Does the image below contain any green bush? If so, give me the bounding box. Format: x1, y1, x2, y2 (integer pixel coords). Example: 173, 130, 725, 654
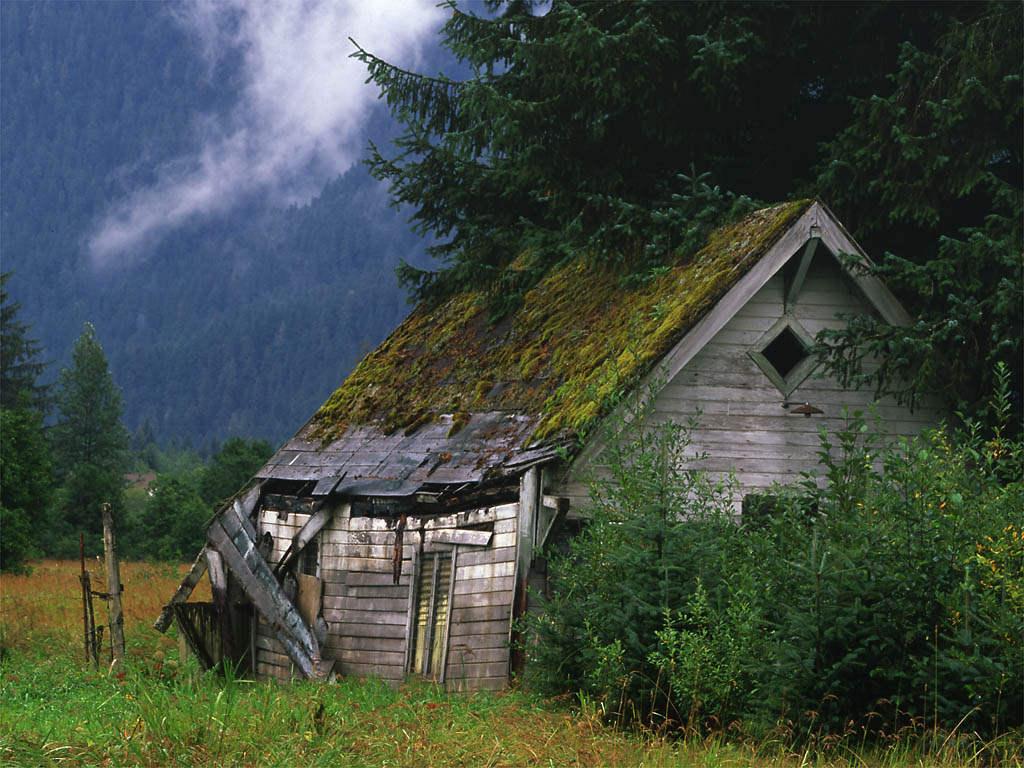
527, 367, 1022, 738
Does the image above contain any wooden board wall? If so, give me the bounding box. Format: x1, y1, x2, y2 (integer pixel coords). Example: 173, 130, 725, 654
550, 254, 942, 509
252, 498, 520, 691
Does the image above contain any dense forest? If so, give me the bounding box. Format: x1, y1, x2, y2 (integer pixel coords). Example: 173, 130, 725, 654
1, 2, 434, 449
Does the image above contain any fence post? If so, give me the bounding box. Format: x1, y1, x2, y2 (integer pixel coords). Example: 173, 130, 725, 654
102, 503, 126, 670
79, 533, 90, 664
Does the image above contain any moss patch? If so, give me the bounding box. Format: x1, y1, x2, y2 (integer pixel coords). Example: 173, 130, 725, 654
313, 200, 812, 443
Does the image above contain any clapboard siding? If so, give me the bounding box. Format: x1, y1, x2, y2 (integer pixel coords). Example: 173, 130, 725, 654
548, 255, 939, 508
649, 259, 938, 496
248, 497, 518, 690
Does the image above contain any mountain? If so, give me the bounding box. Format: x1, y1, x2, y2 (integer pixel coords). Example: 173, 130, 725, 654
1, 2, 432, 448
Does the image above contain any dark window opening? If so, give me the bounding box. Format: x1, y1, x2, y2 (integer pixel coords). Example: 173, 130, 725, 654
762, 326, 809, 378
299, 537, 319, 576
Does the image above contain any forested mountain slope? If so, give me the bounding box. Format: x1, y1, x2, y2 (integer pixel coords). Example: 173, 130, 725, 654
1, 2, 428, 448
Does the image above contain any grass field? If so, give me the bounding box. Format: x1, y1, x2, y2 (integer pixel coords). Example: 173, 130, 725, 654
1, 560, 1018, 767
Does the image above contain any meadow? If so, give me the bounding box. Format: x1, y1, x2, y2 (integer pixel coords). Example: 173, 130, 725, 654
1, 560, 1019, 767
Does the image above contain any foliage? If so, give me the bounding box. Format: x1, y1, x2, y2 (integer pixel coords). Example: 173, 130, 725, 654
361, 0, 1020, 422
0, 272, 49, 411
2, 559, 1018, 766
525, 390, 745, 727
314, 200, 807, 442
814, 4, 1023, 425
528, 368, 1023, 739
0, 398, 53, 572
0, 279, 54, 571
197, 437, 274, 507
49, 323, 130, 550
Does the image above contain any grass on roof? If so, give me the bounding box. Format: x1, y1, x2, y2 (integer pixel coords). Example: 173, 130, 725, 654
313, 200, 811, 444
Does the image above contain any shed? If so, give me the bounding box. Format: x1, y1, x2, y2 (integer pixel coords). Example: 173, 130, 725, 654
156, 199, 939, 688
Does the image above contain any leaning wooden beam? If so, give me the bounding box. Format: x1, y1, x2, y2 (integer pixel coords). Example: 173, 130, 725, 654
153, 547, 208, 633
274, 502, 332, 576
206, 500, 320, 679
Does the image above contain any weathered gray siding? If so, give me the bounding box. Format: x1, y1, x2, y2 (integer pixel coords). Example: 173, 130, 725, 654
252, 499, 519, 689
551, 252, 941, 507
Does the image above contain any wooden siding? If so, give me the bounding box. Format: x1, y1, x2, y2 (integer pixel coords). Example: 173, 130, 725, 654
252, 498, 519, 690
551, 251, 940, 507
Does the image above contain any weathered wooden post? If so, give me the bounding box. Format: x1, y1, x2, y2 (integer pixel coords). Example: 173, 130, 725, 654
102, 503, 126, 670
79, 533, 91, 664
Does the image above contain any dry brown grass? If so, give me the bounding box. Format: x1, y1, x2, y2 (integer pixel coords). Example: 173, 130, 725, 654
0, 558, 209, 658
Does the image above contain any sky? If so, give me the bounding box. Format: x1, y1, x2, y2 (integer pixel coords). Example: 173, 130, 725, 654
87, 0, 447, 267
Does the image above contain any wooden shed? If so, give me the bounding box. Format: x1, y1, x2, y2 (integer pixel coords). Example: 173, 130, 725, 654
156, 199, 939, 688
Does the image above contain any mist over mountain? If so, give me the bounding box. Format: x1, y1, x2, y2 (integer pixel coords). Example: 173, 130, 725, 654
1, 2, 447, 449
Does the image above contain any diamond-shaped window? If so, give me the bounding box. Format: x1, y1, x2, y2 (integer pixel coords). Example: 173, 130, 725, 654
749, 315, 817, 397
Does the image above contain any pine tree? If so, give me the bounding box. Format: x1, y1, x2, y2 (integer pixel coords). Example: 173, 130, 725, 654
51, 323, 130, 541
1, 272, 49, 410
0, 272, 54, 570
358, 0, 1020, 419
813, 4, 1022, 422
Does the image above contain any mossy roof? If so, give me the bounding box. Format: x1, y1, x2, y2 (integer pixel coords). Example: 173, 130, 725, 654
311, 199, 812, 450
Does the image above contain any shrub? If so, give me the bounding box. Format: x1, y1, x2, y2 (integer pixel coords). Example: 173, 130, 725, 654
527, 366, 1022, 739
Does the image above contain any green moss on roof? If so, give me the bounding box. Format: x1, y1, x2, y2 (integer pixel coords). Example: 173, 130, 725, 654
314, 200, 811, 444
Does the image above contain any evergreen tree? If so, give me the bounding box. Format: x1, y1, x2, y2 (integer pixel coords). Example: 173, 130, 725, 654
51, 323, 130, 544
0, 396, 53, 571
0, 273, 54, 570
358, 0, 1020, 418
198, 437, 274, 507
813, 5, 1022, 421
1, 272, 49, 410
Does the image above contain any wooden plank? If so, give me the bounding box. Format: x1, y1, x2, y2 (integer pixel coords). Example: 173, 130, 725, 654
457, 561, 515, 581
296, 573, 321, 627
445, 646, 510, 665
448, 619, 511, 638
440, 661, 510, 680
274, 503, 332, 575
326, 649, 406, 667
454, 576, 515, 595
450, 604, 510, 623
206, 548, 227, 612
341, 622, 408, 639
153, 548, 208, 633
453, 547, 516, 567
785, 236, 818, 308
327, 635, 407, 653
332, 570, 411, 589
424, 529, 492, 547
446, 634, 511, 652
206, 520, 318, 679
323, 595, 409, 614
452, 590, 514, 610
330, 609, 409, 626
336, 662, 405, 680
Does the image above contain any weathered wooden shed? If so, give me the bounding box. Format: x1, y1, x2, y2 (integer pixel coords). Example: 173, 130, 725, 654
157, 199, 938, 689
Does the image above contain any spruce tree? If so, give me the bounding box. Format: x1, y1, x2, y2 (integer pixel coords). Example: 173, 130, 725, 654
0, 273, 54, 570
51, 323, 130, 543
357, 0, 1020, 419
1, 272, 49, 411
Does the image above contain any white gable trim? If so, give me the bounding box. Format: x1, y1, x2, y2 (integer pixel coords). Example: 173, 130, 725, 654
649, 201, 909, 393
569, 200, 914, 469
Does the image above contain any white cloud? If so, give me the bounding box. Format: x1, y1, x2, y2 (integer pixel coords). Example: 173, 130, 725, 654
88, 0, 446, 266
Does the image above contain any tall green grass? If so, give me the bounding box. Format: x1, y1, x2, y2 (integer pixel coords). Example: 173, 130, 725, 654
2, 564, 1019, 767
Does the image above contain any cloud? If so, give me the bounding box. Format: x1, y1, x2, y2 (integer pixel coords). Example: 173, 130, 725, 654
88, 0, 446, 267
